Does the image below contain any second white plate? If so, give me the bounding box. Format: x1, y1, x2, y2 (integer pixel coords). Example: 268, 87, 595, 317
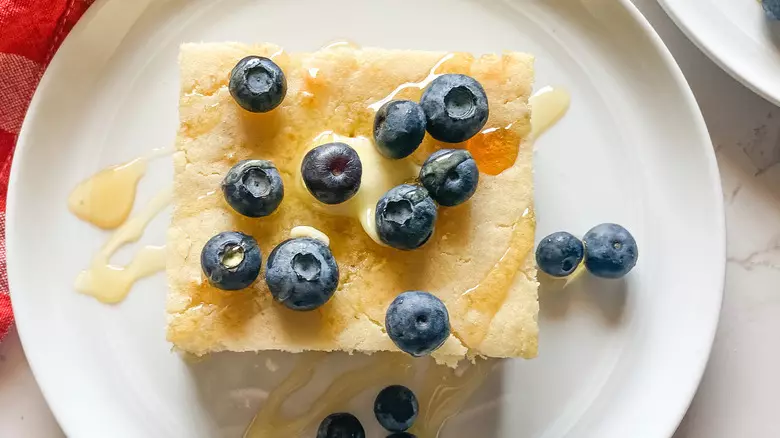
659, 0, 780, 105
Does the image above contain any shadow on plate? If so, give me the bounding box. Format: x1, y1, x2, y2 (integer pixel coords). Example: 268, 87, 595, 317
538, 272, 628, 326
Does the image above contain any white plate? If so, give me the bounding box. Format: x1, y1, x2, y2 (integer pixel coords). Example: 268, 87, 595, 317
658, 0, 780, 106
8, 0, 724, 437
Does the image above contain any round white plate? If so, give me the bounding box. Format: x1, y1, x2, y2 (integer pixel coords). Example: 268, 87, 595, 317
8, 0, 724, 437
658, 0, 780, 106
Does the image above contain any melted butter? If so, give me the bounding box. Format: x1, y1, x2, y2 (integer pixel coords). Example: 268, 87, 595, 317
67, 158, 147, 229
74, 188, 172, 304
298, 132, 418, 245
448, 208, 535, 348
411, 360, 493, 437
244, 354, 412, 438
290, 225, 331, 246
530, 86, 570, 139
367, 53, 455, 111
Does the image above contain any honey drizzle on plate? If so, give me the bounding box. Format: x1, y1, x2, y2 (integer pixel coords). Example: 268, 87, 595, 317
411, 359, 493, 437
244, 354, 413, 438
244, 355, 489, 438
67, 148, 170, 229
74, 187, 171, 304
530, 85, 570, 139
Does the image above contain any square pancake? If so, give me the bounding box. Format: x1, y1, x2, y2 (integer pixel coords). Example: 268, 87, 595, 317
167, 42, 538, 367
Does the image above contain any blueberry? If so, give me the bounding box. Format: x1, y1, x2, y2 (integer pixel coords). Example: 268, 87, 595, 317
387, 434, 417, 438
420, 74, 489, 143
222, 160, 284, 217
374, 385, 419, 432
316, 413, 365, 438
535, 231, 585, 278
229, 56, 286, 113
373, 100, 426, 159
385, 291, 450, 356
583, 223, 638, 279
302, 142, 363, 204
201, 231, 262, 290
265, 238, 339, 311
375, 184, 437, 250
763, 0, 780, 19
419, 149, 479, 207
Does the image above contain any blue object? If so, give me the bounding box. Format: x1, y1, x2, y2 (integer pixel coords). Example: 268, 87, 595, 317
385, 291, 450, 356
200, 231, 262, 290
374, 385, 419, 432
229, 56, 286, 112
419, 148, 479, 207
375, 184, 437, 250
265, 238, 339, 311
420, 74, 489, 143
302, 142, 363, 204
764, 0, 780, 20
374, 100, 427, 159
316, 413, 365, 438
535, 231, 585, 277
583, 223, 638, 279
222, 160, 284, 218
387, 434, 417, 438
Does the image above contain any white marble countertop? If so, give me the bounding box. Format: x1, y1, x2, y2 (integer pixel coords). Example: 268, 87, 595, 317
2, 1, 779, 436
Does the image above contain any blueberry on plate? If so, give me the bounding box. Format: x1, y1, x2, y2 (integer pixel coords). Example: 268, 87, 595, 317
374, 385, 419, 432
375, 184, 437, 250
583, 223, 638, 279
201, 231, 262, 290
419, 149, 479, 207
265, 237, 339, 311
535, 231, 585, 278
229, 56, 287, 113
373, 100, 427, 159
763, 0, 780, 20
420, 74, 488, 143
385, 291, 450, 356
222, 160, 284, 217
302, 142, 363, 204
317, 413, 365, 438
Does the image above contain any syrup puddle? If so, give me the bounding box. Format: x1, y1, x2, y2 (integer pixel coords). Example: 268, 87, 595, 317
67, 148, 170, 229
74, 187, 171, 303
367, 53, 455, 111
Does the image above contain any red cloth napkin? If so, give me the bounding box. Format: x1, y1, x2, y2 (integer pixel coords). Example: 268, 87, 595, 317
0, 0, 94, 340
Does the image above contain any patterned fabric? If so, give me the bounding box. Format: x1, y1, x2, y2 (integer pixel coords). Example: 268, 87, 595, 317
0, 0, 94, 340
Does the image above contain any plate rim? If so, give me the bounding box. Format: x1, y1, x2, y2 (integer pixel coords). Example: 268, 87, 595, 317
7, 0, 725, 436
658, 0, 780, 107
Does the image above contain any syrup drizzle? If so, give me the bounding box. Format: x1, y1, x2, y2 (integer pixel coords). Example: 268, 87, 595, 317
448, 208, 535, 348
74, 187, 171, 304
243, 355, 490, 438
367, 53, 455, 111
529, 85, 570, 139
244, 354, 412, 438
67, 148, 170, 229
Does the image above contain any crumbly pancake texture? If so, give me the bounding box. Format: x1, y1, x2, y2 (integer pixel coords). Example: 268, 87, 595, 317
167, 43, 538, 366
